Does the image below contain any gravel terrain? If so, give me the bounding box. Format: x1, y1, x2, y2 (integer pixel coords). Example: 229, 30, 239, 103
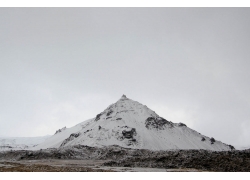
0, 145, 249, 172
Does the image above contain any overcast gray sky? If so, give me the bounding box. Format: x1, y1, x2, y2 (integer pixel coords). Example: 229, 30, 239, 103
0, 8, 250, 148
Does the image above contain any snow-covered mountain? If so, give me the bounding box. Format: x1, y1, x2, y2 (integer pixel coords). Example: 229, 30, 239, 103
0, 135, 51, 151
33, 95, 234, 151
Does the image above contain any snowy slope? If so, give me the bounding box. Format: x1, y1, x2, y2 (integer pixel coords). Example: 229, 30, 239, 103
0, 135, 51, 151
34, 95, 233, 151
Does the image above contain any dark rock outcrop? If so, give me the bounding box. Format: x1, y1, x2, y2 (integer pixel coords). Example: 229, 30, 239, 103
122, 128, 136, 139
145, 117, 172, 130
60, 133, 81, 147
55, 127, 66, 134
210, 137, 215, 144
107, 110, 113, 116
229, 145, 235, 150
178, 123, 187, 127
95, 114, 102, 121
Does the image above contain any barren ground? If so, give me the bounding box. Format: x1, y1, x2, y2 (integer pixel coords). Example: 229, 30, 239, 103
0, 160, 201, 172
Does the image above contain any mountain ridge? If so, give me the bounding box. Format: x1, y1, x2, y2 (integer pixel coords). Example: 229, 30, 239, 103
0, 135, 51, 151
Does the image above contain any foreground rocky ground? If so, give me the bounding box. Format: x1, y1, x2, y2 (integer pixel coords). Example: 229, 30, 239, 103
0, 145, 249, 172
0, 160, 113, 172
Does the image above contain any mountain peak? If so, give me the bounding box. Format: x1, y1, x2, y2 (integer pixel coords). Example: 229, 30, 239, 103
34, 96, 234, 151
120, 94, 127, 99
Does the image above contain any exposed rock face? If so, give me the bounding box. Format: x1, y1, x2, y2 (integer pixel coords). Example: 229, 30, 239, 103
95, 114, 102, 121
178, 123, 187, 127
55, 127, 66, 134
107, 110, 113, 116
229, 145, 235, 150
210, 138, 216, 144
122, 94, 127, 98
145, 117, 172, 130
60, 133, 80, 147
122, 128, 136, 139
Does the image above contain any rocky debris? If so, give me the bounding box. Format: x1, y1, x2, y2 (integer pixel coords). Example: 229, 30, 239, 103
210, 137, 215, 144
122, 128, 137, 139
60, 133, 81, 147
145, 117, 172, 130
116, 118, 122, 120
55, 127, 66, 135
0, 161, 114, 172
103, 148, 250, 172
201, 137, 206, 141
98, 126, 101, 130
95, 113, 102, 121
0, 145, 250, 171
178, 123, 187, 127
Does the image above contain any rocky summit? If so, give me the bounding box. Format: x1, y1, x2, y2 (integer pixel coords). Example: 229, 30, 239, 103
33, 95, 234, 151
